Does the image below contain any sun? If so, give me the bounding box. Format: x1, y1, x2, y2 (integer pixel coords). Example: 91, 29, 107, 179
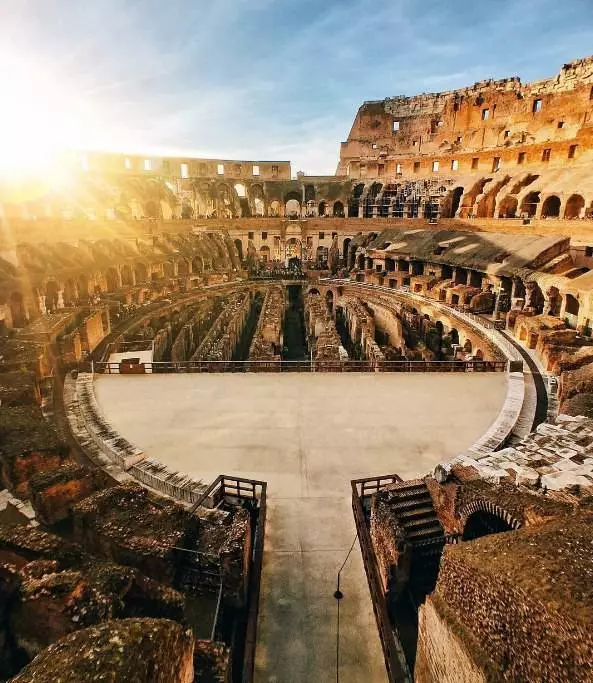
0, 52, 97, 180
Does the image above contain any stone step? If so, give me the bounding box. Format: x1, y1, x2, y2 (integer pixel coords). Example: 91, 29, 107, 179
406, 523, 444, 541
389, 493, 433, 511
401, 516, 440, 531
397, 504, 437, 521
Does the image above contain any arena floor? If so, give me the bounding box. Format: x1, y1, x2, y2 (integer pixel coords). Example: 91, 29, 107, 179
94, 372, 507, 683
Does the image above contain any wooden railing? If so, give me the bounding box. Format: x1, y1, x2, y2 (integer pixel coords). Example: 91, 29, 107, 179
351, 474, 412, 683
188, 475, 267, 683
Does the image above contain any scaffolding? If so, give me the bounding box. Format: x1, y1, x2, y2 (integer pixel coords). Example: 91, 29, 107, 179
361, 177, 455, 219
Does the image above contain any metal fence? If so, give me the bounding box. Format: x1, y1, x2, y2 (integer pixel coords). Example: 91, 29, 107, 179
89, 358, 507, 374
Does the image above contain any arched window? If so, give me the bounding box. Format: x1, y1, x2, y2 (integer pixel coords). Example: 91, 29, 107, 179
541, 195, 561, 218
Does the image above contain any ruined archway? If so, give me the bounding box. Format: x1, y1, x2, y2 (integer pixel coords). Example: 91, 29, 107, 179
318, 200, 326, 217
460, 500, 520, 541
121, 264, 134, 286
564, 194, 585, 219
348, 184, 365, 217
333, 201, 345, 217
498, 195, 518, 218
284, 191, 301, 218
541, 195, 561, 218
520, 191, 540, 218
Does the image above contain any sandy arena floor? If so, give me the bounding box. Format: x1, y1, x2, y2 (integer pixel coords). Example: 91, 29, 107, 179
95, 372, 507, 683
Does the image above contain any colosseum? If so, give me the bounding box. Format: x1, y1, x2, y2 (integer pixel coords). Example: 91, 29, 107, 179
0, 55, 592, 683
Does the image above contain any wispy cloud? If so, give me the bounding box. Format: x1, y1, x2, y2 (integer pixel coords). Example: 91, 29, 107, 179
0, 0, 592, 173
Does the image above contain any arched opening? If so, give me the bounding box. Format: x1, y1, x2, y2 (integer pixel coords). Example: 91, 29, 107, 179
463, 339, 473, 353
77, 274, 90, 299
234, 239, 244, 261
285, 191, 302, 218
192, 256, 203, 274
9, 292, 26, 327
316, 246, 328, 268
177, 259, 190, 277
254, 197, 265, 216
364, 183, 383, 218
564, 294, 580, 328
498, 195, 518, 218
269, 200, 281, 217
285, 238, 302, 260
105, 267, 120, 292
462, 510, 513, 541
450, 187, 464, 217
325, 290, 334, 313
333, 201, 345, 217
305, 184, 315, 202
63, 279, 78, 307
121, 264, 134, 286
541, 195, 561, 218
45, 281, 59, 312
318, 200, 326, 217
259, 246, 271, 263
475, 349, 484, 360
564, 194, 585, 219
342, 238, 351, 265
144, 200, 159, 219
348, 184, 365, 217
565, 294, 579, 316
181, 201, 193, 219
449, 328, 459, 345
520, 191, 540, 218
134, 262, 148, 284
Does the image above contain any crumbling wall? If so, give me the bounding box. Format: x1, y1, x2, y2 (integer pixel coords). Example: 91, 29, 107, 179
428, 515, 593, 683
10, 618, 195, 683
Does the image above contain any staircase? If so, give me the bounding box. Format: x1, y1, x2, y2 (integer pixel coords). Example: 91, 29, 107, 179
385, 479, 445, 598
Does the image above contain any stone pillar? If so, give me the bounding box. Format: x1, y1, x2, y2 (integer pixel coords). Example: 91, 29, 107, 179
57, 289, 65, 309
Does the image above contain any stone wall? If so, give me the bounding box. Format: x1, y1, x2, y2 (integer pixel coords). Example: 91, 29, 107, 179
415, 597, 487, 683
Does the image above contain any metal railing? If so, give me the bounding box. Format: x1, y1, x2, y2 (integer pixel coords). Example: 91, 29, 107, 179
351, 474, 412, 683
187, 475, 267, 683
89, 358, 507, 374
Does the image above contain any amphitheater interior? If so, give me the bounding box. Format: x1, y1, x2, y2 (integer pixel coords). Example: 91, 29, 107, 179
0, 56, 592, 683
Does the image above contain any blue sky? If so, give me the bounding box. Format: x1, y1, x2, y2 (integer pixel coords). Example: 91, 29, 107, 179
1, 0, 593, 175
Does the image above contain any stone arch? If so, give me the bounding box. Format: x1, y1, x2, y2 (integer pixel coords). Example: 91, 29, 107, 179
463, 339, 473, 353
520, 191, 540, 218
564, 194, 585, 219
318, 200, 327, 217
459, 500, 521, 541
498, 195, 518, 218
333, 201, 345, 217
285, 238, 302, 260
541, 195, 561, 218
325, 290, 334, 313
475, 348, 484, 360
269, 200, 282, 217
449, 327, 460, 345
364, 182, 383, 218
